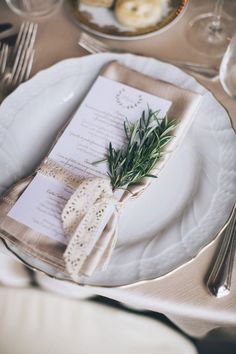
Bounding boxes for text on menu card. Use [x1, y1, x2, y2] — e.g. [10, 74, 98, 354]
[8, 76, 172, 244]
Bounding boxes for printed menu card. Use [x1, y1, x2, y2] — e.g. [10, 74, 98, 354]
[8, 76, 172, 244]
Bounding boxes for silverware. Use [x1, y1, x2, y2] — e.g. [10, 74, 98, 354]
[78, 32, 219, 79]
[0, 23, 15, 41]
[0, 43, 9, 76]
[1, 22, 37, 101]
[0, 23, 12, 33]
[206, 203, 236, 298]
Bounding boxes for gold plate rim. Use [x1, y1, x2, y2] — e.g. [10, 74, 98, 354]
[0, 50, 235, 290]
[67, 0, 189, 40]
[0, 203, 234, 290]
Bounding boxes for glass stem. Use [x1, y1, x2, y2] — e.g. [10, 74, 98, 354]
[210, 0, 224, 32]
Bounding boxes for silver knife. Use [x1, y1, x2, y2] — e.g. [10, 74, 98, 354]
[0, 23, 15, 41]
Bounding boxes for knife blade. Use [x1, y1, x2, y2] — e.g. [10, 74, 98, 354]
[0, 23, 12, 33]
[0, 23, 16, 46]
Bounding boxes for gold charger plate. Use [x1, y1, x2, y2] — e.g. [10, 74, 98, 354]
[68, 0, 188, 40]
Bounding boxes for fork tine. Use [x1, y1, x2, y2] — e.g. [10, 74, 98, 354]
[1, 45, 9, 75]
[9, 23, 37, 87]
[14, 23, 37, 85]
[0, 22, 37, 100]
[24, 49, 35, 81]
[12, 22, 29, 58]
[0, 44, 9, 75]
[78, 32, 109, 54]
[15, 48, 34, 86]
[13, 23, 37, 74]
[10, 23, 34, 80]
[0, 43, 4, 72]
[12, 48, 30, 86]
[28, 23, 38, 51]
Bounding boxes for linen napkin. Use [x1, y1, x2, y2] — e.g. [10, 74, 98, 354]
[0, 61, 202, 284]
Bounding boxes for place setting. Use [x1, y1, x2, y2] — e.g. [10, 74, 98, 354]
[0, 0, 235, 305]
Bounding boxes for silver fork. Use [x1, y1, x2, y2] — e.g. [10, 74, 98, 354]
[1, 22, 37, 100]
[78, 32, 219, 79]
[0, 43, 9, 77]
[6, 22, 38, 90]
[206, 203, 236, 298]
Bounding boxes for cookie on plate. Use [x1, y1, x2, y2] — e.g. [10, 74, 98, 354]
[115, 0, 167, 28]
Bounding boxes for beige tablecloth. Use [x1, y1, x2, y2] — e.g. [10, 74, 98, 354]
[0, 0, 236, 338]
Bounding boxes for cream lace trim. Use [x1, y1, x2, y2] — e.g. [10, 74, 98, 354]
[39, 159, 121, 280]
[39, 158, 81, 189]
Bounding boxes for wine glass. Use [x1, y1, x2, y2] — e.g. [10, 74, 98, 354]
[5, 0, 63, 18]
[187, 0, 236, 57]
[220, 32, 236, 98]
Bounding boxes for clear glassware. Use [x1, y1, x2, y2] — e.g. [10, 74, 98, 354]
[5, 0, 63, 18]
[220, 32, 236, 98]
[187, 0, 236, 57]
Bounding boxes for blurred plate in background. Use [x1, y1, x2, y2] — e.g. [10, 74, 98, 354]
[68, 0, 188, 40]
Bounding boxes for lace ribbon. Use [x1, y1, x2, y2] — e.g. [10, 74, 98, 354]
[39, 159, 121, 280]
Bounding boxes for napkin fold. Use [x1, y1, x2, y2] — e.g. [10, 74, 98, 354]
[0, 61, 202, 283]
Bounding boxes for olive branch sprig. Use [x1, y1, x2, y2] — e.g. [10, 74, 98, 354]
[95, 108, 177, 190]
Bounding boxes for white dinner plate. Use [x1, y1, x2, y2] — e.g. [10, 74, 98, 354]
[0, 53, 235, 287]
